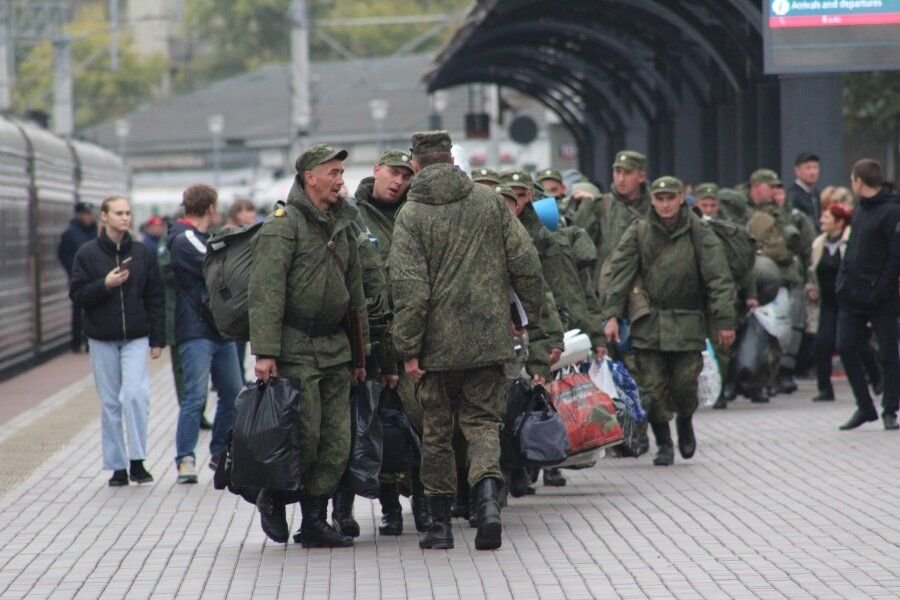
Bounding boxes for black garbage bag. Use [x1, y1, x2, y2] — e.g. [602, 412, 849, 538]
[231, 378, 303, 491]
[733, 314, 780, 387]
[214, 428, 262, 505]
[339, 381, 384, 499]
[379, 387, 421, 474]
[501, 378, 569, 468]
[609, 398, 649, 458]
[500, 378, 530, 470]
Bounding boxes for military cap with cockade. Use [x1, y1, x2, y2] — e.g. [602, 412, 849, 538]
[650, 176, 684, 196]
[694, 182, 719, 200]
[493, 184, 516, 200]
[471, 168, 501, 185]
[410, 130, 452, 156]
[612, 150, 647, 171]
[537, 168, 563, 184]
[296, 144, 348, 175]
[500, 168, 533, 189]
[749, 168, 780, 186]
[378, 149, 413, 171]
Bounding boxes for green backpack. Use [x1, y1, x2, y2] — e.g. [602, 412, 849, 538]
[203, 221, 264, 341]
[691, 217, 757, 284]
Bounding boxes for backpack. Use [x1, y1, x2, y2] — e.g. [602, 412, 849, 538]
[203, 221, 264, 341]
[691, 217, 757, 284]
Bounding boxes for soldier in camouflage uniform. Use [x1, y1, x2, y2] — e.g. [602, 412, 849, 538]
[353, 149, 433, 537]
[249, 144, 369, 548]
[572, 150, 653, 305]
[471, 167, 501, 186]
[603, 177, 736, 466]
[693, 183, 761, 409]
[390, 131, 545, 551]
[746, 169, 806, 397]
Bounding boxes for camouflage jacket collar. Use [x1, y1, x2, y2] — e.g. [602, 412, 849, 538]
[355, 176, 405, 222]
[647, 204, 692, 238]
[612, 182, 651, 211]
[407, 163, 474, 206]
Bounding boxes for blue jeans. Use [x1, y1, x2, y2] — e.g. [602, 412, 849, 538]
[176, 338, 242, 461]
[88, 337, 150, 471]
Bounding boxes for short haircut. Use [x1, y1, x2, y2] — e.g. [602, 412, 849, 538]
[413, 151, 453, 168]
[228, 197, 255, 221]
[851, 159, 883, 189]
[182, 184, 217, 216]
[827, 203, 852, 224]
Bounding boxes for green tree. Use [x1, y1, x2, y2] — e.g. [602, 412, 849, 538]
[180, 0, 469, 89]
[844, 72, 900, 178]
[13, 3, 167, 130]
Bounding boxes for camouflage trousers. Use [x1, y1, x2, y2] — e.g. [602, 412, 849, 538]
[282, 361, 352, 497]
[635, 350, 703, 424]
[416, 365, 506, 496]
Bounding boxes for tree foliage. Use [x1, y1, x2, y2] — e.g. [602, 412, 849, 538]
[179, 0, 469, 89]
[13, 2, 167, 130]
[844, 71, 900, 177]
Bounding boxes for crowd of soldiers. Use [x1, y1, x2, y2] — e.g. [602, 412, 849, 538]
[229, 130, 898, 551]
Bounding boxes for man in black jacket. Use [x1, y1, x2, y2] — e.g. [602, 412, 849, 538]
[836, 159, 900, 431]
[58, 202, 97, 352]
[787, 152, 821, 228]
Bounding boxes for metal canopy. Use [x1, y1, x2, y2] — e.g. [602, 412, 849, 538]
[424, 0, 767, 180]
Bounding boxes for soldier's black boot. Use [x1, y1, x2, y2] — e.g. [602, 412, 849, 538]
[542, 467, 567, 487]
[472, 478, 502, 550]
[712, 394, 728, 409]
[675, 415, 696, 459]
[331, 489, 360, 538]
[256, 489, 289, 544]
[418, 495, 454, 550]
[507, 467, 535, 497]
[294, 496, 353, 548]
[410, 468, 433, 533]
[378, 482, 403, 536]
[749, 387, 770, 403]
[775, 368, 798, 394]
[721, 381, 737, 402]
[650, 422, 675, 466]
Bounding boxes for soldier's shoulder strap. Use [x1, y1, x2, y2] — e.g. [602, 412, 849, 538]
[287, 203, 348, 273]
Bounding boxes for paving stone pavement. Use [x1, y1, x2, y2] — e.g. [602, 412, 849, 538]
[0, 356, 898, 600]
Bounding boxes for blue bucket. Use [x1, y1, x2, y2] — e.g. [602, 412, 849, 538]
[532, 197, 560, 231]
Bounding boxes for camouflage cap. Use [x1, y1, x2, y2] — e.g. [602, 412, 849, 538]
[295, 143, 348, 174]
[471, 167, 501, 185]
[410, 130, 452, 156]
[378, 148, 413, 171]
[612, 150, 647, 171]
[493, 184, 516, 200]
[650, 175, 684, 196]
[537, 168, 563, 183]
[749, 168, 780, 186]
[500, 168, 533, 189]
[694, 182, 719, 200]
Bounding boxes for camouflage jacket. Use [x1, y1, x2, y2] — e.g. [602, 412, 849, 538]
[355, 177, 404, 268]
[352, 221, 395, 375]
[572, 182, 652, 269]
[747, 202, 804, 287]
[519, 204, 604, 347]
[390, 163, 545, 371]
[603, 206, 736, 352]
[248, 183, 369, 374]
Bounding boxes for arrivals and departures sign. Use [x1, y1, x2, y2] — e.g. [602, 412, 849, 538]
[764, 0, 900, 73]
[770, 0, 900, 27]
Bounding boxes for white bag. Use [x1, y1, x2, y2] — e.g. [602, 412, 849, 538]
[697, 340, 722, 407]
[753, 287, 793, 349]
[588, 358, 617, 398]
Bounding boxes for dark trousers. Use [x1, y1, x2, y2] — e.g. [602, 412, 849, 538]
[815, 302, 880, 393]
[837, 309, 899, 415]
[71, 302, 84, 351]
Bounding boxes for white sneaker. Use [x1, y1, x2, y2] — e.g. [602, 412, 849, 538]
[177, 456, 198, 484]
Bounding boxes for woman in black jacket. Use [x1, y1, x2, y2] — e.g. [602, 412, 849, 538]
[70, 196, 165, 486]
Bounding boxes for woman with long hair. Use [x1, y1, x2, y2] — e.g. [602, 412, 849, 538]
[70, 196, 165, 486]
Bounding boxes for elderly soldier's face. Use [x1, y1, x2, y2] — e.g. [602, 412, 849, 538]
[695, 197, 719, 217]
[540, 178, 566, 199]
[373, 164, 413, 203]
[613, 167, 646, 198]
[306, 159, 345, 207]
[651, 192, 683, 221]
[749, 182, 774, 206]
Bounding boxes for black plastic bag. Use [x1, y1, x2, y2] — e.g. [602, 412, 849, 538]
[339, 381, 384, 499]
[231, 378, 302, 491]
[214, 428, 262, 505]
[609, 398, 649, 458]
[733, 314, 780, 387]
[500, 379, 530, 470]
[379, 387, 421, 474]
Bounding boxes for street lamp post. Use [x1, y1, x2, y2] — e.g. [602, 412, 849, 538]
[369, 99, 389, 156]
[115, 118, 129, 162]
[207, 114, 225, 189]
[429, 91, 448, 130]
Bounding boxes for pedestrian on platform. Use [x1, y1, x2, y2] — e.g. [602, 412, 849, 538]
[69, 196, 164, 486]
[58, 202, 98, 353]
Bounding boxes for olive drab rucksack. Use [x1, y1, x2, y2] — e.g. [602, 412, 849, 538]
[203, 221, 264, 341]
[692, 217, 757, 284]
